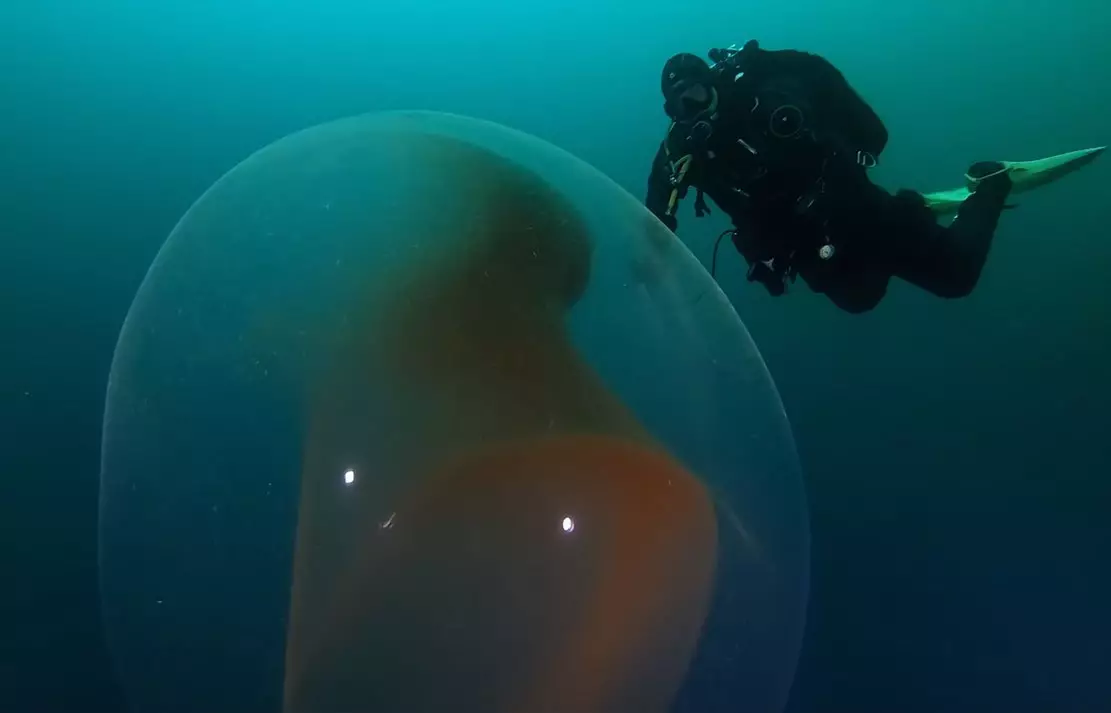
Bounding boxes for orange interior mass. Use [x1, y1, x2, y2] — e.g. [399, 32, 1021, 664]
[283, 137, 719, 712]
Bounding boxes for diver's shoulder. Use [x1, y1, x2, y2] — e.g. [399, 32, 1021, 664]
[773, 48, 837, 70]
[749, 46, 837, 75]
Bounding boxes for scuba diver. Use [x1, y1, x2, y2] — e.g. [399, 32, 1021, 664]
[645, 41, 1015, 313]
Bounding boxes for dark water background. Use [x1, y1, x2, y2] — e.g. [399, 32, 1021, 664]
[1, 2, 1108, 710]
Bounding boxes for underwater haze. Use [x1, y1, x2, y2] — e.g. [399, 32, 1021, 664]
[1, 1, 1109, 711]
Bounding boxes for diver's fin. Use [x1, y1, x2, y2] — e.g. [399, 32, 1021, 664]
[923, 145, 1105, 215]
[922, 187, 973, 214]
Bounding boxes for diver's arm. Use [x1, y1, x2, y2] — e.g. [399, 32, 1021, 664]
[646, 141, 678, 231]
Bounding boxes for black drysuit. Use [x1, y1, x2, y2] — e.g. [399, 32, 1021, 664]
[646, 48, 1012, 313]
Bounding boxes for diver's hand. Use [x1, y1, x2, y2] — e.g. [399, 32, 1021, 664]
[968, 161, 1013, 194]
[968, 161, 1016, 209]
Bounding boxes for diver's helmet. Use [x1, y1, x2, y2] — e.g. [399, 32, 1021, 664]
[661, 53, 714, 121]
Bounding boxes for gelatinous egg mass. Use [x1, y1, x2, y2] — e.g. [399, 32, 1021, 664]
[98, 111, 808, 713]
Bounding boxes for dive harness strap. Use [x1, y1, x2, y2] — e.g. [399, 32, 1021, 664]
[663, 123, 711, 222]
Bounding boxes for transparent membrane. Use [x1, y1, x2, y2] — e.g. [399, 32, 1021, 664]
[98, 111, 809, 713]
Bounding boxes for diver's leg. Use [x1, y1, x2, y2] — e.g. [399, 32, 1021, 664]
[884, 172, 1013, 298]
